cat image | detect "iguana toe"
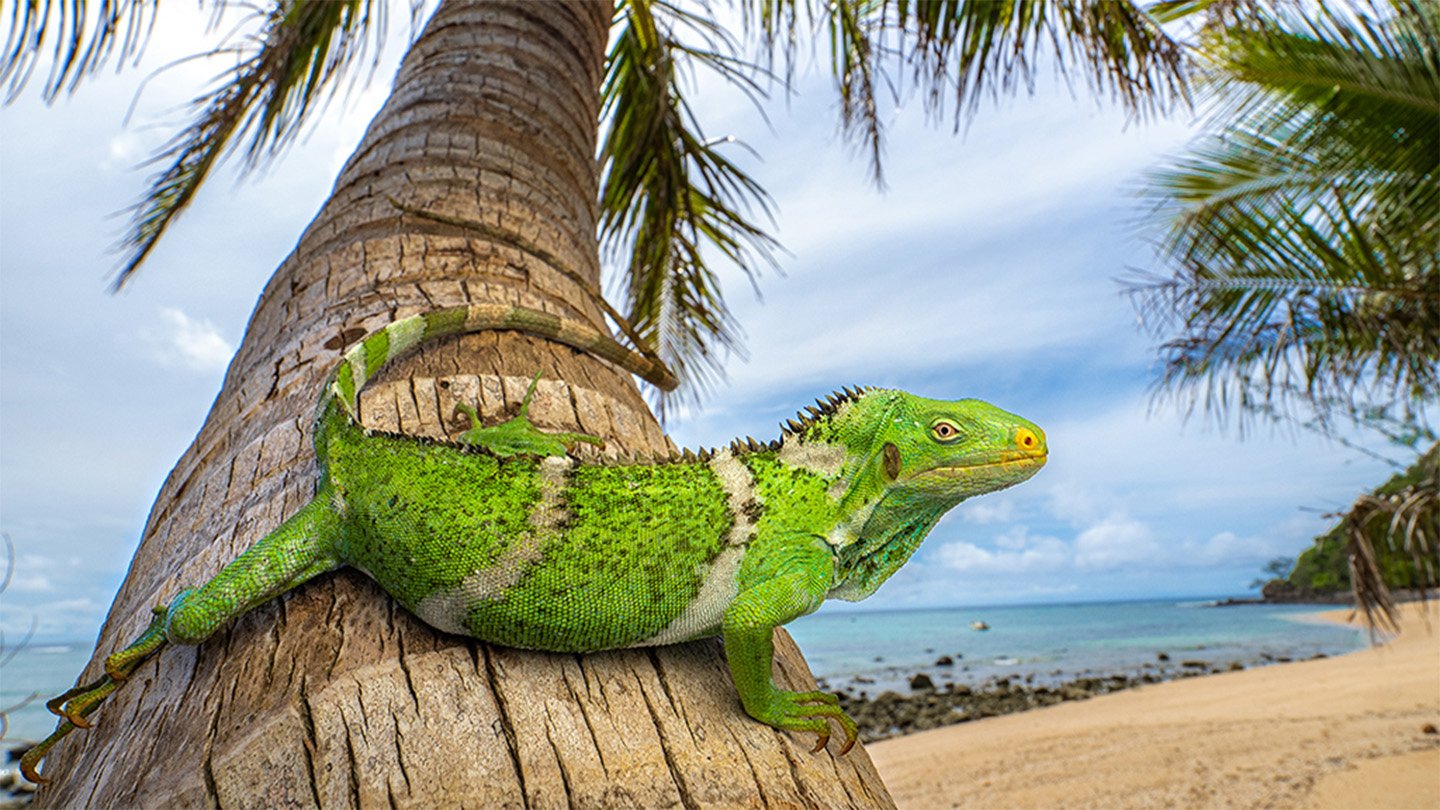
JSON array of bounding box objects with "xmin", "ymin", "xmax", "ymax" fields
[{"xmin": 753, "ymin": 688, "xmax": 859, "ymax": 755}]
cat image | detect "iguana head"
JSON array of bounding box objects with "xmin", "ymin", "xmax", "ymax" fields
[
  {"xmin": 810, "ymin": 389, "xmax": 1048, "ymax": 600},
  {"xmin": 873, "ymin": 392, "xmax": 1047, "ymax": 503}
]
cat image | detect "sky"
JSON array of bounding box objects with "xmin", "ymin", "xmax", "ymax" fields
[{"xmin": 0, "ymin": 4, "xmax": 1407, "ymax": 643}]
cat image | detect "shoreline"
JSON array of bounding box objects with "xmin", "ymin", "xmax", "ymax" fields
[
  {"xmin": 868, "ymin": 601, "xmax": 1440, "ymax": 808},
  {"xmin": 822, "ymin": 603, "xmax": 1363, "ymax": 744},
  {"xmin": 828, "ymin": 649, "xmax": 1338, "ymax": 744}
]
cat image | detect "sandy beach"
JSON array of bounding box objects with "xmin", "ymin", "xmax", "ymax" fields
[{"xmin": 869, "ymin": 601, "xmax": 1440, "ymax": 809}]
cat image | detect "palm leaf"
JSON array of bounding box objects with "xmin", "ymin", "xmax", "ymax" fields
[
  {"xmin": 1133, "ymin": 0, "xmax": 1440, "ymax": 431},
  {"xmin": 743, "ymin": 0, "xmax": 1189, "ymax": 181},
  {"xmin": 113, "ymin": 0, "xmax": 393, "ymax": 289},
  {"xmin": 600, "ymin": 0, "xmax": 780, "ymax": 415},
  {"xmin": 1344, "ymin": 441, "xmax": 1438, "ymax": 634},
  {"xmin": 1, "ymin": 0, "xmax": 159, "ymax": 102},
  {"xmin": 1, "ymin": 0, "xmax": 397, "ymax": 289}
]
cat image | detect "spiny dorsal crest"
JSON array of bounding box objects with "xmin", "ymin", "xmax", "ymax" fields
[
  {"xmin": 727, "ymin": 435, "xmax": 783, "ymax": 455},
  {"xmin": 779, "ymin": 385, "xmax": 871, "ymax": 437}
]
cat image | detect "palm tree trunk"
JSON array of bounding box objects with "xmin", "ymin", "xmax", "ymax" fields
[{"xmin": 37, "ymin": 2, "xmax": 893, "ymax": 806}]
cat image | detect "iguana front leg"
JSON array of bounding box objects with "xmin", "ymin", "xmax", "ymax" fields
[
  {"xmin": 20, "ymin": 496, "xmax": 341, "ymax": 783},
  {"xmin": 722, "ymin": 538, "xmax": 858, "ymax": 754},
  {"xmin": 454, "ymin": 371, "xmax": 604, "ymax": 457}
]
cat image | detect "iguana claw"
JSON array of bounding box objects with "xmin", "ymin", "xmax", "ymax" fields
[
  {"xmin": 754, "ymin": 688, "xmax": 859, "ymax": 755},
  {"xmin": 811, "ymin": 726, "xmax": 857, "ymax": 754},
  {"xmin": 21, "ymin": 605, "xmax": 171, "ymax": 784}
]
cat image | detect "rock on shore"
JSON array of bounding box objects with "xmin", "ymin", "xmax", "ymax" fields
[{"xmin": 836, "ymin": 663, "xmax": 1255, "ymax": 742}]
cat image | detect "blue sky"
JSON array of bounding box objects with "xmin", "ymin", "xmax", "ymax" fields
[{"xmin": 0, "ymin": 5, "xmax": 1403, "ymax": 642}]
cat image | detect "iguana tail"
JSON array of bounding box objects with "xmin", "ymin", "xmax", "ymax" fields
[{"xmin": 313, "ymin": 304, "xmax": 677, "ymax": 447}]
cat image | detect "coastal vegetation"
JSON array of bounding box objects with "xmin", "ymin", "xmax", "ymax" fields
[{"xmin": 1272, "ymin": 443, "xmax": 1438, "ymax": 611}]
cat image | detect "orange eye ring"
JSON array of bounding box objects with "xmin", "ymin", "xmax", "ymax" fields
[{"xmin": 930, "ymin": 421, "xmax": 960, "ymax": 443}]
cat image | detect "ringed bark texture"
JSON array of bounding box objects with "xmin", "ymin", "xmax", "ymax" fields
[{"xmin": 35, "ymin": 1, "xmax": 893, "ymax": 807}]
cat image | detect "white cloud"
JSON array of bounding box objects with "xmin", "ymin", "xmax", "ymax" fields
[
  {"xmin": 1073, "ymin": 512, "xmax": 1160, "ymax": 570},
  {"xmin": 7, "ymin": 573, "xmax": 54, "ymax": 593},
  {"xmin": 1044, "ymin": 481, "xmax": 1115, "ymax": 526},
  {"xmin": 146, "ymin": 307, "xmax": 235, "ymax": 372},
  {"xmin": 937, "ymin": 526, "xmax": 1070, "ymax": 574},
  {"xmin": 6, "ymin": 552, "xmax": 55, "ymax": 593},
  {"xmin": 105, "ymin": 131, "xmax": 148, "ymax": 167},
  {"xmin": 957, "ymin": 499, "xmax": 1014, "ymax": 524},
  {"xmin": 1183, "ymin": 530, "xmax": 1301, "ymax": 568}
]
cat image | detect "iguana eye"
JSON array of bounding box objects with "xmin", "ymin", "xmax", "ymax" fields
[{"xmin": 930, "ymin": 421, "xmax": 960, "ymax": 443}]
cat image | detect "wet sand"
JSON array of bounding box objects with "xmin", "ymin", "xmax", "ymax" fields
[{"xmin": 868, "ymin": 601, "xmax": 1440, "ymax": 809}]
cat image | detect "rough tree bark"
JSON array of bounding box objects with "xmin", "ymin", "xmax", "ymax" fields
[{"xmin": 36, "ymin": 1, "xmax": 894, "ymax": 807}]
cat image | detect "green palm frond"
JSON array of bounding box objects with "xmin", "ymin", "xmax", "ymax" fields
[
  {"xmin": 830, "ymin": 0, "xmax": 884, "ymax": 183},
  {"xmin": 1, "ymin": 0, "xmax": 396, "ymax": 289},
  {"xmin": 114, "ymin": 0, "xmax": 393, "ymax": 289},
  {"xmin": 600, "ymin": 0, "xmax": 780, "ymax": 416},
  {"xmin": 1, "ymin": 0, "xmax": 159, "ymax": 102},
  {"xmin": 744, "ymin": 0, "xmax": 1189, "ymax": 181},
  {"xmin": 10, "ymin": 0, "xmax": 1195, "ymax": 406},
  {"xmin": 1133, "ymin": 0, "xmax": 1440, "ymax": 431}
]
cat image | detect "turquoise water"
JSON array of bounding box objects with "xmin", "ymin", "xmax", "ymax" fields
[
  {"xmin": 0, "ymin": 600, "xmax": 1367, "ymax": 747},
  {"xmin": 788, "ymin": 600, "xmax": 1369, "ymax": 694}
]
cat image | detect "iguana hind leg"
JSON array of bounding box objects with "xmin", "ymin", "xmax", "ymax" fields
[{"xmin": 20, "ymin": 496, "xmax": 341, "ymax": 784}]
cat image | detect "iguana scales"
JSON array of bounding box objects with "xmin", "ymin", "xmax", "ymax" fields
[{"xmin": 21, "ymin": 303, "xmax": 1047, "ymax": 783}]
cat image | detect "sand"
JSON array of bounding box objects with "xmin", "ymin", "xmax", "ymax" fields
[{"xmin": 868, "ymin": 601, "xmax": 1440, "ymax": 809}]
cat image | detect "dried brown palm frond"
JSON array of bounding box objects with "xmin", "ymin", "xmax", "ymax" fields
[{"xmin": 1345, "ymin": 441, "xmax": 1438, "ymax": 635}]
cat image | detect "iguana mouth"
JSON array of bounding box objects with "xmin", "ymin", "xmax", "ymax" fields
[{"xmin": 911, "ymin": 453, "xmax": 1047, "ymax": 481}]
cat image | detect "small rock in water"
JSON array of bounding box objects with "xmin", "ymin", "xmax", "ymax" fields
[
  {"xmin": 909, "ymin": 673, "xmax": 936, "ymax": 691},
  {"xmin": 935, "ymin": 655, "xmax": 954, "ymax": 666},
  {"xmin": 1157, "ymin": 652, "xmax": 1170, "ymax": 662},
  {"xmin": 1181, "ymin": 660, "xmax": 1208, "ymax": 669},
  {"xmin": 1228, "ymin": 661, "xmax": 1245, "ymax": 671}
]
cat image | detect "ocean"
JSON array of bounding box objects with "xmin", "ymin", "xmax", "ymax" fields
[
  {"xmin": 787, "ymin": 599, "xmax": 1369, "ymax": 695},
  {"xmin": 0, "ymin": 599, "xmax": 1367, "ymax": 748}
]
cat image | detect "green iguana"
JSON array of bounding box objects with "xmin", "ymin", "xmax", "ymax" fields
[{"xmin": 21, "ymin": 303, "xmax": 1047, "ymax": 783}]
